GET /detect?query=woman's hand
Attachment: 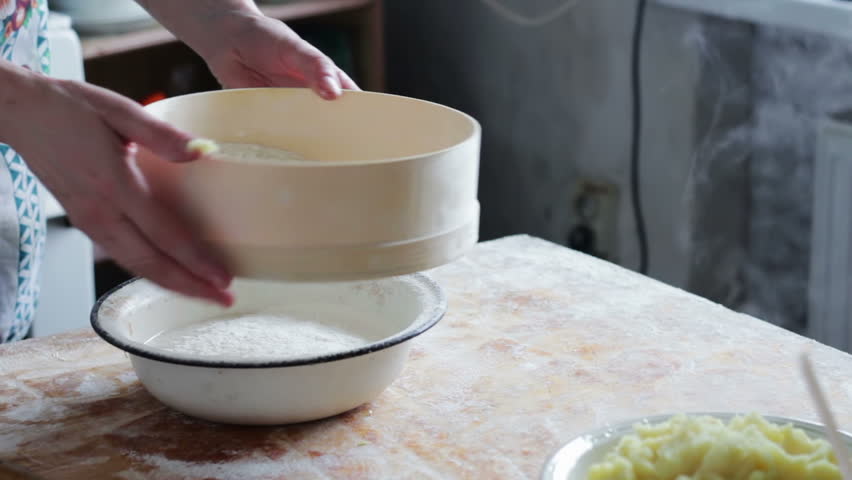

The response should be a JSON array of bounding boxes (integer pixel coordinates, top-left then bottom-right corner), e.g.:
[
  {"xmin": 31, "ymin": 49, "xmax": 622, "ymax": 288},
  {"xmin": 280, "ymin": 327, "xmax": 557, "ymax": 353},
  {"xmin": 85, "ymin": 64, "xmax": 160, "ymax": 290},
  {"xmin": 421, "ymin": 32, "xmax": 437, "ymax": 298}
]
[
  {"xmin": 0, "ymin": 64, "xmax": 233, "ymax": 306},
  {"xmin": 136, "ymin": 0, "xmax": 360, "ymax": 99},
  {"xmin": 202, "ymin": 14, "xmax": 360, "ymax": 99}
]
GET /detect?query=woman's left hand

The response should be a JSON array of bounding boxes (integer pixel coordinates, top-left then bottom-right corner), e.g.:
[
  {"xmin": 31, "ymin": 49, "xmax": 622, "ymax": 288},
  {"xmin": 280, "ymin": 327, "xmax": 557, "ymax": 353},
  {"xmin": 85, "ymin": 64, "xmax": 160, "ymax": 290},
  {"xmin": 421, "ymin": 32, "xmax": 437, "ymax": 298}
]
[{"xmin": 198, "ymin": 13, "xmax": 360, "ymax": 99}]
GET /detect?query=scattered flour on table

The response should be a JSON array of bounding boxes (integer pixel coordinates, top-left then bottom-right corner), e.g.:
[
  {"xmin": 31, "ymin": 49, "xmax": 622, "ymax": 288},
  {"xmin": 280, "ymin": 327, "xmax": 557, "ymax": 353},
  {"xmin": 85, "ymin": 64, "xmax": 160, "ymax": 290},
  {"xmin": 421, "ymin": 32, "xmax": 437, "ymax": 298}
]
[
  {"xmin": 74, "ymin": 373, "xmax": 120, "ymax": 397},
  {"xmin": 117, "ymin": 453, "xmax": 334, "ymax": 480},
  {"xmin": 213, "ymin": 142, "xmax": 311, "ymax": 165},
  {"xmin": 117, "ymin": 370, "xmax": 138, "ymax": 384},
  {"xmin": 145, "ymin": 313, "xmax": 369, "ymax": 361}
]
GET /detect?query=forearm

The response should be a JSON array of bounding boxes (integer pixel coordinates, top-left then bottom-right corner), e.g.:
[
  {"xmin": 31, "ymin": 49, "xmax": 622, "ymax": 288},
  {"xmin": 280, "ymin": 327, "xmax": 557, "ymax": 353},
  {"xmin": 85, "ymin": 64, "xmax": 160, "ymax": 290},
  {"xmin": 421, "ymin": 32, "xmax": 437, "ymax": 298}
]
[
  {"xmin": 0, "ymin": 60, "xmax": 44, "ymax": 141},
  {"xmin": 134, "ymin": 0, "xmax": 262, "ymax": 58}
]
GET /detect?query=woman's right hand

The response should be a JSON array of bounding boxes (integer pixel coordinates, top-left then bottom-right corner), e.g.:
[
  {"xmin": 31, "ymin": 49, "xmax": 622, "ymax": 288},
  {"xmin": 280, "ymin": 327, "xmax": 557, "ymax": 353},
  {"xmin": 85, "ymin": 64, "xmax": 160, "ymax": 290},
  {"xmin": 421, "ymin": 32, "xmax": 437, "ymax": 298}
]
[{"xmin": 0, "ymin": 63, "xmax": 233, "ymax": 306}]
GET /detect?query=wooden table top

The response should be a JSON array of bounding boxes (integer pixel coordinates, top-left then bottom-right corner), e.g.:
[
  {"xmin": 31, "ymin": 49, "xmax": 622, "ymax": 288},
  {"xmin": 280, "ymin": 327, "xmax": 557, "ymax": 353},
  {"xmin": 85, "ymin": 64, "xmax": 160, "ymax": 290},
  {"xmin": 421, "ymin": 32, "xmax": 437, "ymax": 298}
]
[{"xmin": 1, "ymin": 235, "xmax": 849, "ymax": 479}]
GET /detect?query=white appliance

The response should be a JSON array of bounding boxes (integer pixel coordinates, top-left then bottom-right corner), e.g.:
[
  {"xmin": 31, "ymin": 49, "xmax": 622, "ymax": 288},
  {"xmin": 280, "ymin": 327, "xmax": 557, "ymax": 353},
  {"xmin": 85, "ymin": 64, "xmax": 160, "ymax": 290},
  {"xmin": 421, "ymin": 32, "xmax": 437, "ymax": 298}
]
[{"xmin": 31, "ymin": 12, "xmax": 95, "ymax": 338}]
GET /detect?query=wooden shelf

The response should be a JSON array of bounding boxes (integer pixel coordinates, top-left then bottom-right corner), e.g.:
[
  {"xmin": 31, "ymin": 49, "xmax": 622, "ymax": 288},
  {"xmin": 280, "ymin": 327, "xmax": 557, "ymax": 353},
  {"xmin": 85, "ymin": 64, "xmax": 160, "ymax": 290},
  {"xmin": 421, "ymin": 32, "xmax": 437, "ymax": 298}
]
[{"xmin": 81, "ymin": 0, "xmax": 374, "ymax": 60}]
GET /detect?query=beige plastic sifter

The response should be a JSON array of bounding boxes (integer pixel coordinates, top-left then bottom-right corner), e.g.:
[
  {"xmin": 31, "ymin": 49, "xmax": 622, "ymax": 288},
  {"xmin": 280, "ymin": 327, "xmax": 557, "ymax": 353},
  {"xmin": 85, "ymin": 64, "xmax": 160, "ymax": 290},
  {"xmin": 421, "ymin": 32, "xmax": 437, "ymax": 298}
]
[{"xmin": 137, "ymin": 88, "xmax": 481, "ymax": 281}]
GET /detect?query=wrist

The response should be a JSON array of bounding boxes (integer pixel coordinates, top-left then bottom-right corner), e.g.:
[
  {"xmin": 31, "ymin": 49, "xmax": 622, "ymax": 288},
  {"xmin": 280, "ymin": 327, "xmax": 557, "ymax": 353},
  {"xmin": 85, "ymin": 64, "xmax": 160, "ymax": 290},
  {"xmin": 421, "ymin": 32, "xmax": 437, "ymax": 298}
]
[
  {"xmin": 139, "ymin": 0, "xmax": 263, "ymax": 61},
  {"xmin": 192, "ymin": 9, "xmax": 265, "ymax": 61}
]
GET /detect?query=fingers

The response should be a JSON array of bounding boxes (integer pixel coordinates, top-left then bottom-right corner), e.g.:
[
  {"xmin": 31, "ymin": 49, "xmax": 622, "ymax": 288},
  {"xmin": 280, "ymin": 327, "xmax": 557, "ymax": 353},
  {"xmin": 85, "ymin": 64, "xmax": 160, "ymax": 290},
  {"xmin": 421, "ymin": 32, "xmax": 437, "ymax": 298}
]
[
  {"xmin": 318, "ymin": 74, "xmax": 343, "ymax": 99},
  {"xmin": 292, "ymin": 47, "xmax": 345, "ymax": 100},
  {"xmin": 33, "ymin": 78, "xmax": 232, "ymax": 307},
  {"xmin": 295, "ymin": 52, "xmax": 360, "ymax": 97},
  {"xmin": 119, "ymin": 181, "xmax": 234, "ymax": 295},
  {"xmin": 337, "ymin": 69, "xmax": 361, "ymax": 91},
  {"xmin": 61, "ymin": 80, "xmax": 200, "ymax": 163},
  {"xmin": 298, "ymin": 54, "xmax": 362, "ymax": 99},
  {"xmin": 75, "ymin": 211, "xmax": 233, "ymax": 307}
]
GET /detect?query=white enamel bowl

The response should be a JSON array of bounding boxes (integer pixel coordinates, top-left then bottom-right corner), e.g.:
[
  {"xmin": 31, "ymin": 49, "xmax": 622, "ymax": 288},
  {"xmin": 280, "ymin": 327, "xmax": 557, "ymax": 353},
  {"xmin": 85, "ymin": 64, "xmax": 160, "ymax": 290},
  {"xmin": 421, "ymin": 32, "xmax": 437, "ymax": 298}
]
[
  {"xmin": 541, "ymin": 412, "xmax": 852, "ymax": 480},
  {"xmin": 138, "ymin": 88, "xmax": 481, "ymax": 282},
  {"xmin": 91, "ymin": 274, "xmax": 445, "ymax": 425}
]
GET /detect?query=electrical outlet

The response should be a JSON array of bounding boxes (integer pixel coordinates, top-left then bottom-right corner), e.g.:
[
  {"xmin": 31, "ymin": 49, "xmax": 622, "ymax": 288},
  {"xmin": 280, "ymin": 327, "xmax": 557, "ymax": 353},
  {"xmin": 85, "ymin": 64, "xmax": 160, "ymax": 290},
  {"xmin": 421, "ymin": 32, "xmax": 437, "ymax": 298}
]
[{"xmin": 566, "ymin": 180, "xmax": 620, "ymax": 261}]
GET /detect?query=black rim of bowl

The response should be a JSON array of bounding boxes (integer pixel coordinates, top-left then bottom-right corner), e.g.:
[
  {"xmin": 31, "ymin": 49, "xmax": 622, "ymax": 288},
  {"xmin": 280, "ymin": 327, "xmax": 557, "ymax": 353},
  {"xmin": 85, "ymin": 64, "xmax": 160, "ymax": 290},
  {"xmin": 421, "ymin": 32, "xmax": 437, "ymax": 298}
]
[{"xmin": 90, "ymin": 273, "xmax": 447, "ymax": 369}]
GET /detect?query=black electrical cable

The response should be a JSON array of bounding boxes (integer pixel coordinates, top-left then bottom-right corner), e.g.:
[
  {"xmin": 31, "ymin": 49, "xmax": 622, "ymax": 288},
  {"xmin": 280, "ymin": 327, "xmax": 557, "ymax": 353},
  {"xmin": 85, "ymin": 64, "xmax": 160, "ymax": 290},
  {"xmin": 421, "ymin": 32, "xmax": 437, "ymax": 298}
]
[{"xmin": 630, "ymin": 0, "xmax": 649, "ymax": 275}]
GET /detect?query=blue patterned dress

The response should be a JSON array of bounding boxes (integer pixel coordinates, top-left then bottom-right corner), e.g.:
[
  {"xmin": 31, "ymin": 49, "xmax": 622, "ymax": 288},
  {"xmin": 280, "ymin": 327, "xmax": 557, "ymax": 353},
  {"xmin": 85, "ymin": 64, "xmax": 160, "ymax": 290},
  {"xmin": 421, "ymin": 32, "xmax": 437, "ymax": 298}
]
[{"xmin": 0, "ymin": 0, "xmax": 48, "ymax": 342}]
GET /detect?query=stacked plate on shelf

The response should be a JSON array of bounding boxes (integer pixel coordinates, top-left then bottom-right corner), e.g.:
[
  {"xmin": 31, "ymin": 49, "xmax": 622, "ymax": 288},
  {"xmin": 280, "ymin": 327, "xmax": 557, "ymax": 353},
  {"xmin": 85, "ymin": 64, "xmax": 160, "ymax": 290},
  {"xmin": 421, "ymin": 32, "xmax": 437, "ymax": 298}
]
[{"xmin": 50, "ymin": 0, "xmax": 156, "ymax": 35}]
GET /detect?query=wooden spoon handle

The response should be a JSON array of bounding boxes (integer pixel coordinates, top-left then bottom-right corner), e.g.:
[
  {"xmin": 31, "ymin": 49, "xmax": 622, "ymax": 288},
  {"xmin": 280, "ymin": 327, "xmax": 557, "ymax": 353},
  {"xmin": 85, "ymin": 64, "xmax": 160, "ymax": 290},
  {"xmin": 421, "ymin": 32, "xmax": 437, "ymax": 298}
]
[{"xmin": 801, "ymin": 352, "xmax": 852, "ymax": 479}]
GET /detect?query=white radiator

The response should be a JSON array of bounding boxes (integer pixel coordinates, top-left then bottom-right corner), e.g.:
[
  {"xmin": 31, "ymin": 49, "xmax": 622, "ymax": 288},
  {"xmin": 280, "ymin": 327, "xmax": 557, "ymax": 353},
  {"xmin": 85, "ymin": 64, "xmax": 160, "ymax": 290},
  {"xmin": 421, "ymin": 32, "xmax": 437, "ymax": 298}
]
[{"xmin": 809, "ymin": 118, "xmax": 852, "ymax": 351}]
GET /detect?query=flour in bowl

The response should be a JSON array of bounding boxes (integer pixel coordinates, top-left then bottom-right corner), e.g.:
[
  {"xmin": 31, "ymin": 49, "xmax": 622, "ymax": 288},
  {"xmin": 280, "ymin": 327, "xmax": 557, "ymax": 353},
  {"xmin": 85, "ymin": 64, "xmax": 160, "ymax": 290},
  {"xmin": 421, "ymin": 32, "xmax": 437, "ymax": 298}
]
[
  {"xmin": 213, "ymin": 142, "xmax": 311, "ymax": 165},
  {"xmin": 145, "ymin": 313, "xmax": 369, "ymax": 361}
]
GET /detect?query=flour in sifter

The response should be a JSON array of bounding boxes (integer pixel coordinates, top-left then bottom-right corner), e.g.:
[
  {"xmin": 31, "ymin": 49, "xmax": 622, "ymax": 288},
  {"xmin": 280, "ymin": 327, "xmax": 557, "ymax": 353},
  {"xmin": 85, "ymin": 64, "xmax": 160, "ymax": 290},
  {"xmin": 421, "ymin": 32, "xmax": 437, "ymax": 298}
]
[
  {"xmin": 145, "ymin": 312, "xmax": 370, "ymax": 361},
  {"xmin": 213, "ymin": 142, "xmax": 311, "ymax": 165}
]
